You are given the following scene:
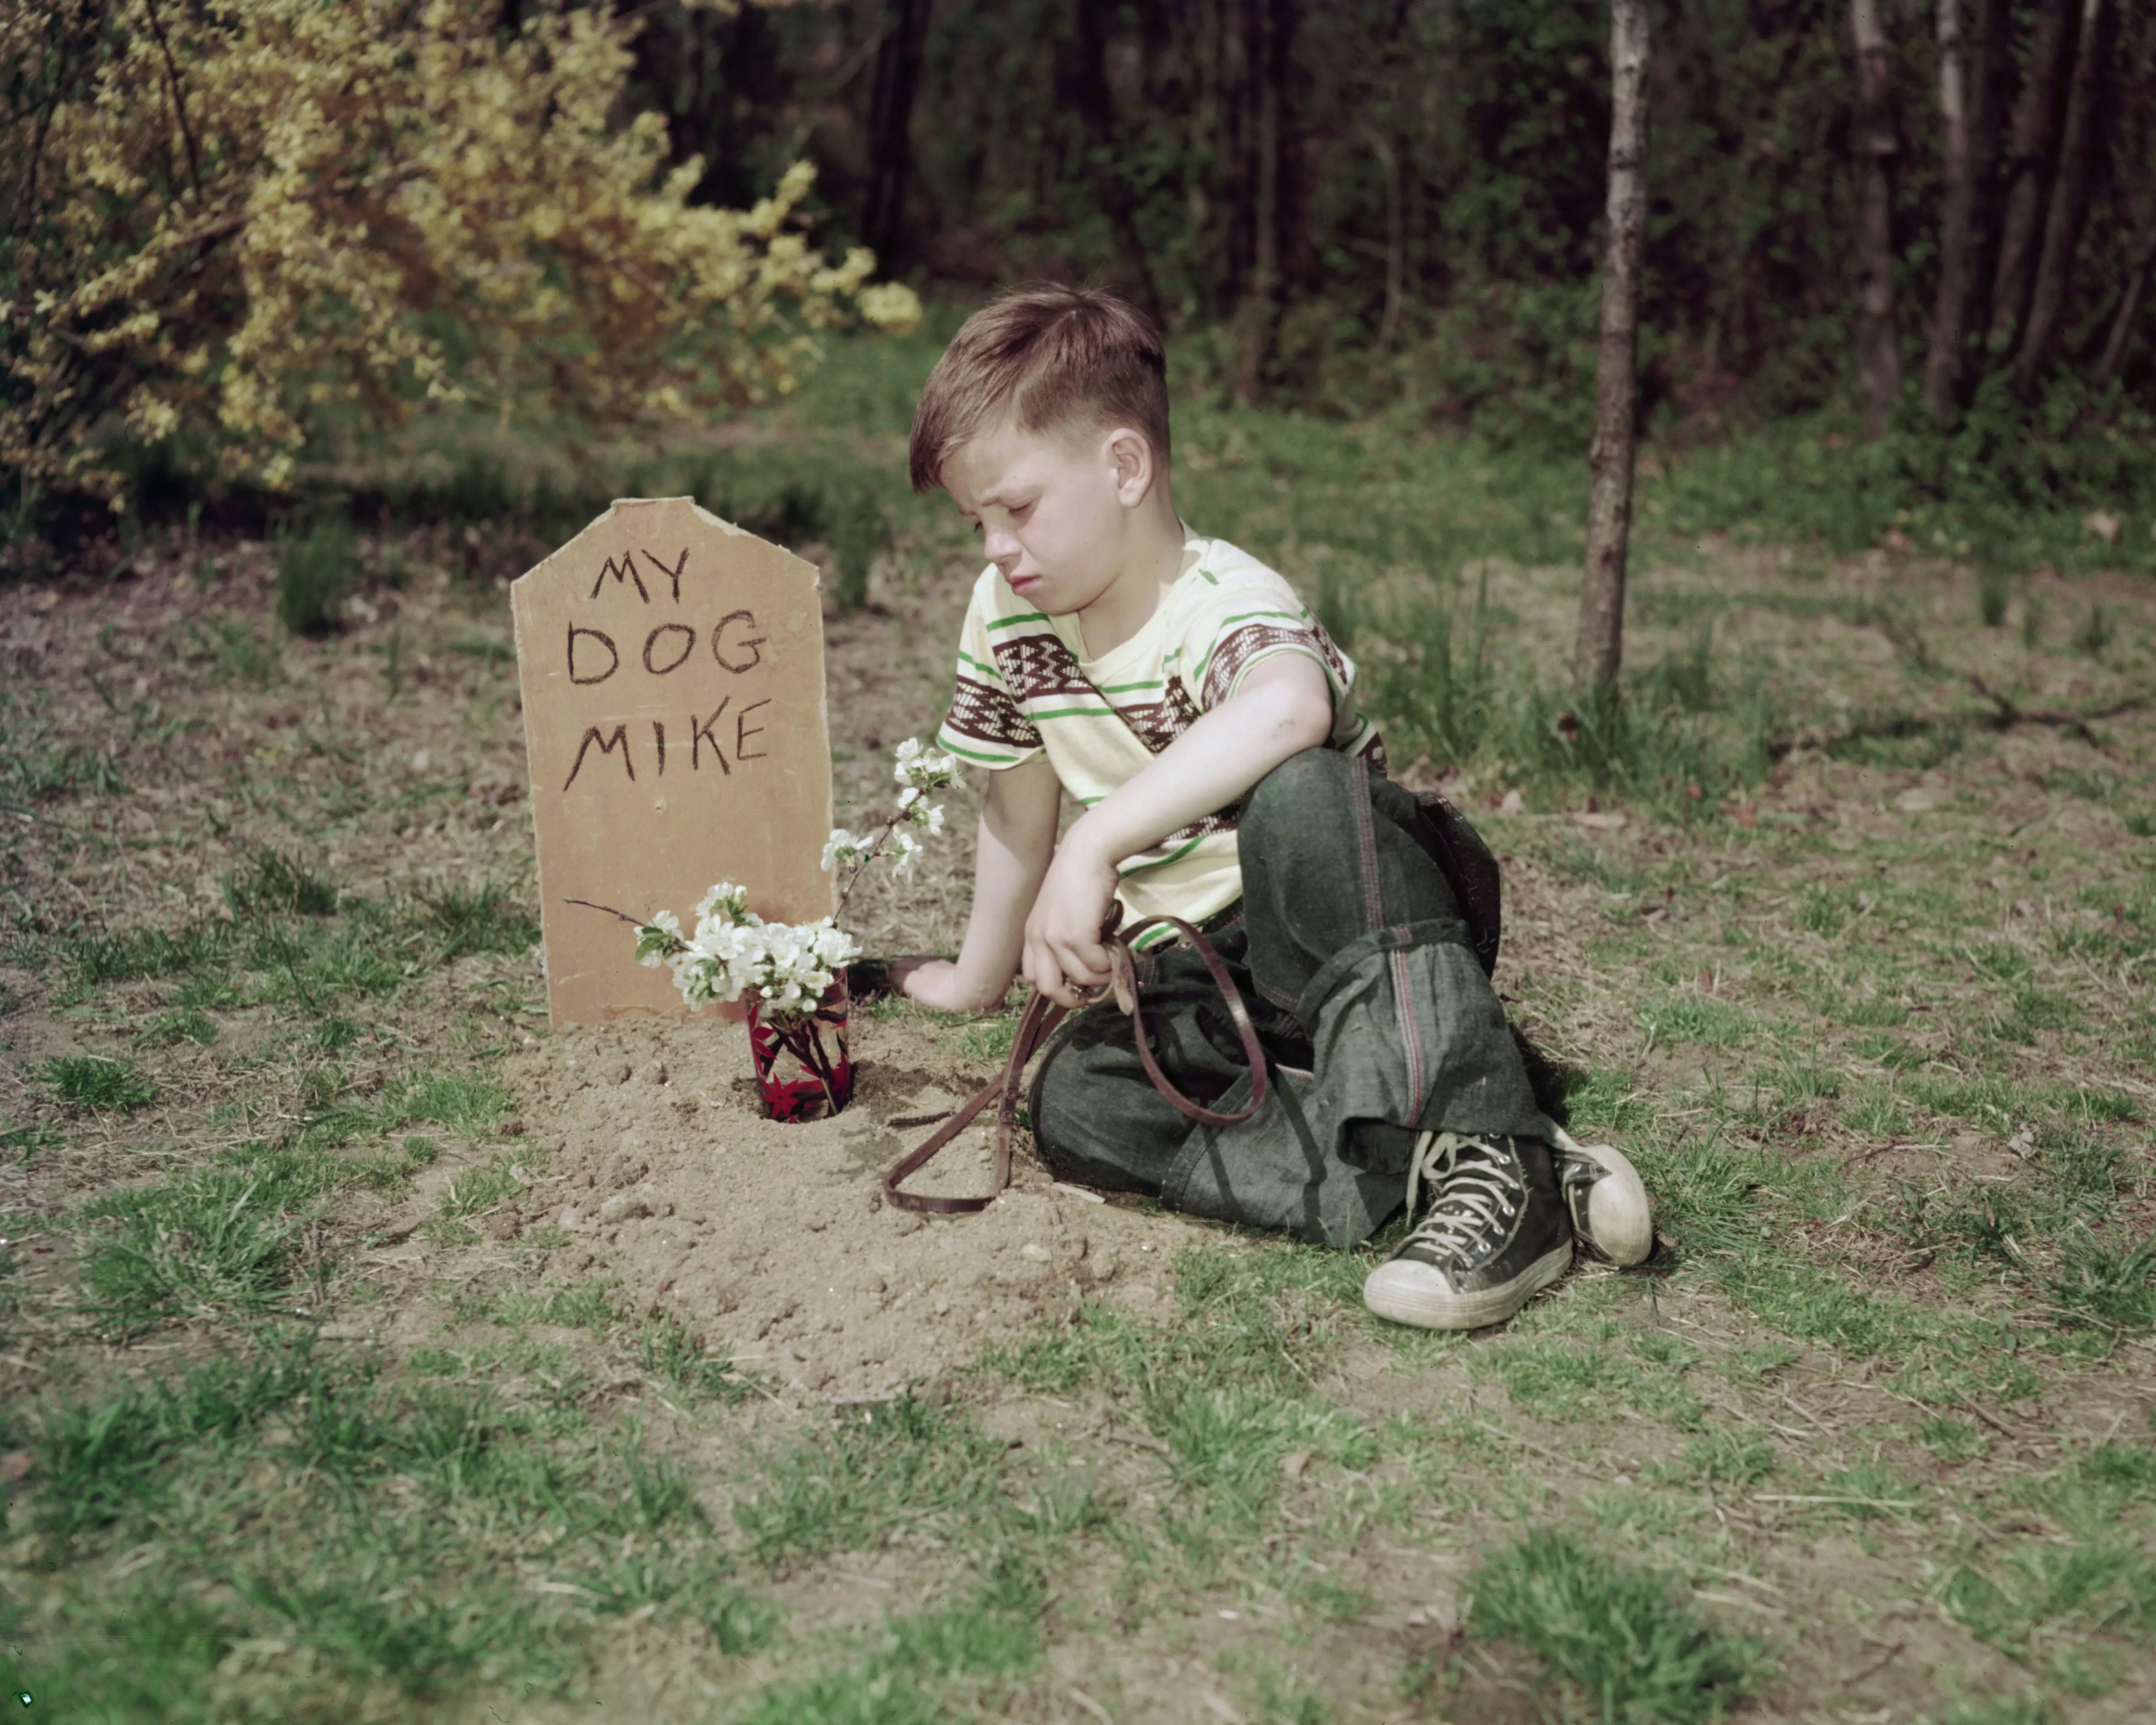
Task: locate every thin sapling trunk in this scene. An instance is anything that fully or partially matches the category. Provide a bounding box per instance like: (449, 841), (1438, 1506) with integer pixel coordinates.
(1850, 0), (1902, 441)
(1576, 0), (1650, 693)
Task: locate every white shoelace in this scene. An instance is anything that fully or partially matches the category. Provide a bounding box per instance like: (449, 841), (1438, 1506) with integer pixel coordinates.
(1398, 1131), (1523, 1263)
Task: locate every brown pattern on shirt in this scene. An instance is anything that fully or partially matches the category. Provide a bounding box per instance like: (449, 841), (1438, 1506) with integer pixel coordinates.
(943, 672), (1045, 752)
(1114, 678), (1203, 755)
(989, 630), (1093, 702)
(1199, 620), (1350, 710)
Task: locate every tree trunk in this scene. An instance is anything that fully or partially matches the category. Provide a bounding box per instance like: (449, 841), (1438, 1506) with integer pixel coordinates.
(1850, 0), (1901, 441)
(2012, 0), (2112, 403)
(1230, 0), (1297, 404)
(1986, 0), (2079, 356)
(861, 0), (934, 271)
(1922, 0), (1971, 422)
(2096, 221), (2156, 383)
(1924, 0), (2010, 418)
(1575, 0), (1650, 694)
(1070, 0), (1165, 326)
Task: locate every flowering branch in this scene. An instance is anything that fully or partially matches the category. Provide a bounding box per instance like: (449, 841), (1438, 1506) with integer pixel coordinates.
(572, 738), (959, 1032)
(823, 736), (960, 918)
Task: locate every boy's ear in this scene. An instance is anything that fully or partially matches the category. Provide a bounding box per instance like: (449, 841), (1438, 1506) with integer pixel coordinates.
(1103, 426), (1155, 506)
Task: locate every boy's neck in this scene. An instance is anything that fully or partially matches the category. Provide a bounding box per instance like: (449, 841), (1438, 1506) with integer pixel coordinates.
(1074, 489), (1185, 658)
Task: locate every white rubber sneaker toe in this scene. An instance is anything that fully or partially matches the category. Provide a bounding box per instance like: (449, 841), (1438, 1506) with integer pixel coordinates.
(1550, 1128), (1653, 1267)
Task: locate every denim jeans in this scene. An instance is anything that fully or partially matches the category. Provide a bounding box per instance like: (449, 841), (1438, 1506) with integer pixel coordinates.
(1028, 749), (1551, 1247)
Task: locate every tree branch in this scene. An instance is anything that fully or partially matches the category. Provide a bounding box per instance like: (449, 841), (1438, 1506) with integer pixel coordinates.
(140, 0), (204, 203)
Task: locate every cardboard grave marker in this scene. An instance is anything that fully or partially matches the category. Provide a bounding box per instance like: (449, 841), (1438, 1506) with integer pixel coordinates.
(513, 497), (833, 1027)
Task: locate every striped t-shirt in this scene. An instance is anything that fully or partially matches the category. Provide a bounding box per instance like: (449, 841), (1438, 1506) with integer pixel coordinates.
(936, 529), (1385, 941)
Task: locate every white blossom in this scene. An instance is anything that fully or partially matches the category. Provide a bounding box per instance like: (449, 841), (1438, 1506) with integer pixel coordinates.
(821, 828), (865, 872)
(892, 736), (959, 792)
(889, 829), (922, 872)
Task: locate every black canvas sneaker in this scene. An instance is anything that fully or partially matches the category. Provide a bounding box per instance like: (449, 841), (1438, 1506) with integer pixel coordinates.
(1363, 1133), (1573, 1331)
(1549, 1125), (1654, 1267)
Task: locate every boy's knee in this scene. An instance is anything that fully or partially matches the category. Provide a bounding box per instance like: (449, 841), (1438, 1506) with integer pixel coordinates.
(1241, 748), (1347, 845)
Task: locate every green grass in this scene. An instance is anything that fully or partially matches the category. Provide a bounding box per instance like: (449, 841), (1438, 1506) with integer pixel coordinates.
(1470, 1529), (1767, 1724)
(136, 1006), (218, 1046)
(1, 1121), (64, 1159)
(636, 1315), (756, 1405)
(62, 919), (236, 987)
(0, 692), (128, 809)
(14, 1337), (744, 1710)
(2043, 1232), (2156, 1339)
(273, 514), (359, 636)
(184, 614), (282, 686)
(1471, 1327), (1704, 1428)
(75, 1150), (336, 1335)
(1637, 996), (1756, 1049)
(732, 1601), (1039, 1725)
(463, 1278), (619, 1331)
(222, 848), (340, 917)
(414, 880), (540, 959)
(735, 1395), (1011, 1565)
(436, 1152), (525, 1221)
(43, 1054), (157, 1112)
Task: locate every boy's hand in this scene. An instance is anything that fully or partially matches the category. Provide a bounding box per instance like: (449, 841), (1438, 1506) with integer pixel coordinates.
(1022, 832), (1119, 1008)
(891, 957), (1004, 1015)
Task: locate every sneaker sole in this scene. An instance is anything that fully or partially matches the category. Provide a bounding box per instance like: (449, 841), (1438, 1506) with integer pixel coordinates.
(1552, 1131), (1654, 1267)
(1362, 1241), (1574, 1332)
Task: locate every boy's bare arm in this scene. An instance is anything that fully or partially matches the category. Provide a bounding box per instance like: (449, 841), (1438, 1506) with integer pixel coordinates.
(1024, 654), (1334, 1007)
(895, 753), (1060, 1012)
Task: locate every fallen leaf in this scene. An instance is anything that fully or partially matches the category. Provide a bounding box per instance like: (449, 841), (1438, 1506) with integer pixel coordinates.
(1280, 1448), (1312, 1478)
(1574, 810), (1628, 831)
(1894, 786), (1947, 813)
(2083, 510), (2122, 547)
(1497, 788), (1524, 815)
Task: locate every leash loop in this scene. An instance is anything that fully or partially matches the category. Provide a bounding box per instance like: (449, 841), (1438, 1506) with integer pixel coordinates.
(881, 909), (1268, 1214)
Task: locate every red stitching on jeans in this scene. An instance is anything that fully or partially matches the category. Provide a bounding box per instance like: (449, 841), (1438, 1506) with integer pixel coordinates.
(1389, 944), (1427, 1116)
(1350, 756), (1383, 935)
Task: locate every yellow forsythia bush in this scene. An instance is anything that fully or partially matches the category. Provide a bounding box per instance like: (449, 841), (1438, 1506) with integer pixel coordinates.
(0, 0), (921, 504)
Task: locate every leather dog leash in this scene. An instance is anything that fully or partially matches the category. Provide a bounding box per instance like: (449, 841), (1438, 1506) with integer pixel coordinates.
(881, 911), (1270, 1215)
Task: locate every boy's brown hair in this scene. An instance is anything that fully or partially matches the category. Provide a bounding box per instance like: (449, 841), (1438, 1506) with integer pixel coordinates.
(908, 284), (1169, 494)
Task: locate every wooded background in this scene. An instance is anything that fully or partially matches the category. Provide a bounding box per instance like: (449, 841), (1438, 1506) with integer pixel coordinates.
(6, 0), (2155, 529)
(634, 0), (2156, 456)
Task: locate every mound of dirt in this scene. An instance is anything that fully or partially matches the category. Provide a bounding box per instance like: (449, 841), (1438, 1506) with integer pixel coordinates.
(496, 1013), (1212, 1398)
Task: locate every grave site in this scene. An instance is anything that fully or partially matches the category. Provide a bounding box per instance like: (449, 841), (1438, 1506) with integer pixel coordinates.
(6, 4), (2156, 1721)
(1, 364), (2153, 1723)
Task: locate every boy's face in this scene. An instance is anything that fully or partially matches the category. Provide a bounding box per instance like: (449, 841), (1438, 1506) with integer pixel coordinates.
(942, 417), (1152, 618)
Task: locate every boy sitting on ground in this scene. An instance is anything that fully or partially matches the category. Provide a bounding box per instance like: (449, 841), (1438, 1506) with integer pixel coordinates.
(893, 284), (1650, 1329)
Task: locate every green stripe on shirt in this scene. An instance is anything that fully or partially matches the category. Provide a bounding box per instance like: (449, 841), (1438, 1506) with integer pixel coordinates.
(986, 611), (1052, 630)
(1193, 639), (1329, 703)
(936, 735), (1027, 765)
(1118, 833), (1208, 876)
(1191, 610), (1312, 687)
